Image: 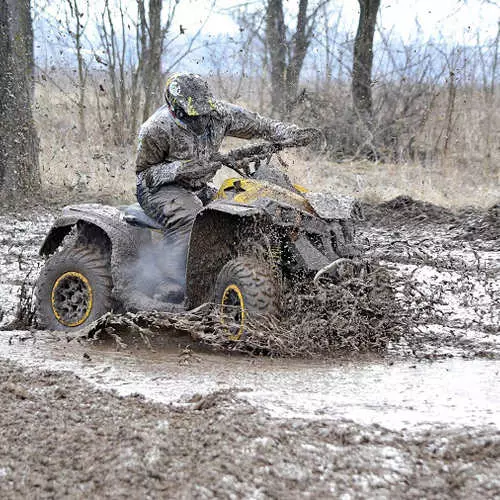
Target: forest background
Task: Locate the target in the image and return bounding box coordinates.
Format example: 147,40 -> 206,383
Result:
2,0 -> 499,208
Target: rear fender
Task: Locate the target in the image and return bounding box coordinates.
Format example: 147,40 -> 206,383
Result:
40,204 -> 149,302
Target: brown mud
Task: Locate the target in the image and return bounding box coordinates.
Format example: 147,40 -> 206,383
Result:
1,359 -> 499,499
1,330 -> 498,429
0,197 -> 498,497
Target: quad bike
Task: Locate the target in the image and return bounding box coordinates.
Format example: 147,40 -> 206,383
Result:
36,142 -> 364,339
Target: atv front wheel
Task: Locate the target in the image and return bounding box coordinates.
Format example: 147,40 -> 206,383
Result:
215,257 -> 279,341
36,245 -> 113,330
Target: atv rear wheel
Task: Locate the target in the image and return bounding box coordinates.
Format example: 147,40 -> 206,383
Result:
36,245 -> 113,331
215,257 -> 279,341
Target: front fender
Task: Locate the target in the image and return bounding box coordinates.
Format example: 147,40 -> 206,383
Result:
185,204 -> 265,308
40,204 -> 129,255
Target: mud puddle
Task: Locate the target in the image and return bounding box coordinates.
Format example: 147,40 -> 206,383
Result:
1,331 -> 499,431
1,199 -> 499,498
1,201 -> 498,353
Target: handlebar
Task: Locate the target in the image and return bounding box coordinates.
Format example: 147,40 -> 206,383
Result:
209,140 -> 296,176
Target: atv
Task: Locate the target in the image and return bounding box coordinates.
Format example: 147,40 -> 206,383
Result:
36,142 -> 363,339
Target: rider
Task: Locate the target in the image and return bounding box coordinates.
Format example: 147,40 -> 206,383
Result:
135,72 -> 319,303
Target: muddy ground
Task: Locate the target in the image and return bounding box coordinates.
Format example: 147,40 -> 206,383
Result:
1,360 -> 499,499
0,197 -> 498,498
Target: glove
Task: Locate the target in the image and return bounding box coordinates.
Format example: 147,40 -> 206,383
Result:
293,127 -> 323,147
143,159 -> 222,193
177,159 -> 221,182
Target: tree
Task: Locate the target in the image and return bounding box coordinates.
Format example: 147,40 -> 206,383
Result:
265,0 -> 327,117
138,0 -> 208,121
65,0 -> 90,140
0,0 -> 40,198
352,0 -> 380,119
96,0 -> 204,144
138,0 -> 175,122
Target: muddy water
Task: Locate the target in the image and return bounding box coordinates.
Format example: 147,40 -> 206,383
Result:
1,331 -> 498,431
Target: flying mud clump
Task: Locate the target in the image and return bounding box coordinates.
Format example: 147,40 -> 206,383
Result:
236,266 -> 405,356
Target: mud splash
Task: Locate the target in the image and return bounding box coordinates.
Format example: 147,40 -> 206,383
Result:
0,210 -> 52,327
0,198 -> 498,359
361,198 -> 499,360
67,197 -> 499,358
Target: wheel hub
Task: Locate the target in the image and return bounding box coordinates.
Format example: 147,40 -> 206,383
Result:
51,272 -> 93,327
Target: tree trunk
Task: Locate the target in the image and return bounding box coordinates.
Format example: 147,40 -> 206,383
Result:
66,0 -> 88,140
352,0 -> 380,119
265,0 -> 321,118
265,0 -> 287,117
285,0 -> 309,112
141,0 -> 163,122
0,0 -> 40,199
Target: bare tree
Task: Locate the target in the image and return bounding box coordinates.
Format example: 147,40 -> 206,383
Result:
210,5 -> 268,107
482,20 -> 499,168
138,0 -> 179,121
352,0 -> 380,119
65,0 -> 90,140
97,0 -> 130,145
0,0 -> 40,198
265,0 -> 327,117
96,0 -> 208,144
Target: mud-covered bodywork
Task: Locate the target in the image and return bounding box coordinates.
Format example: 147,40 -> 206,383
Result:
186,201 -> 257,308
218,181 -> 361,263
185,184 -> 362,308
216,178 -> 313,213
39,204 -> 149,306
39,172 -> 363,313
304,191 -> 362,221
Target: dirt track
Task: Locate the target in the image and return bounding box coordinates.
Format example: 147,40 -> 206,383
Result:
1,360 -> 499,499
0,198 -> 499,498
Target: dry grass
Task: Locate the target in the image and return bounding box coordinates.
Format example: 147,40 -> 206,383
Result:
285,152 -> 499,209
35,80 -> 136,204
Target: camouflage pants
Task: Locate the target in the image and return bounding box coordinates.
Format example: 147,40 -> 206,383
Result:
136,173 -> 203,289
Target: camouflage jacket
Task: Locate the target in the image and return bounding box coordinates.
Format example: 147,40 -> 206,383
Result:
135,101 -> 302,189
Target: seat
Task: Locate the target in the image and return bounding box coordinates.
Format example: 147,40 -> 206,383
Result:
122,203 -> 163,230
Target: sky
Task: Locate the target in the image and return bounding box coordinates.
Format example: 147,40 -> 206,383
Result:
374,0 -> 499,43
37,0 -> 500,43
172,0 -> 499,43
34,0 -> 500,72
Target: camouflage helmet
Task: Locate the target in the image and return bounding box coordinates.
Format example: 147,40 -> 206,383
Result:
164,73 -> 216,117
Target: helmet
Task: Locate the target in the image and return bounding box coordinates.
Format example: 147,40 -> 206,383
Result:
165,73 -> 216,118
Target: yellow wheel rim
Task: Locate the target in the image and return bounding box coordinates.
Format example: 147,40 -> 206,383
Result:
51,271 -> 93,327
220,284 -> 246,341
